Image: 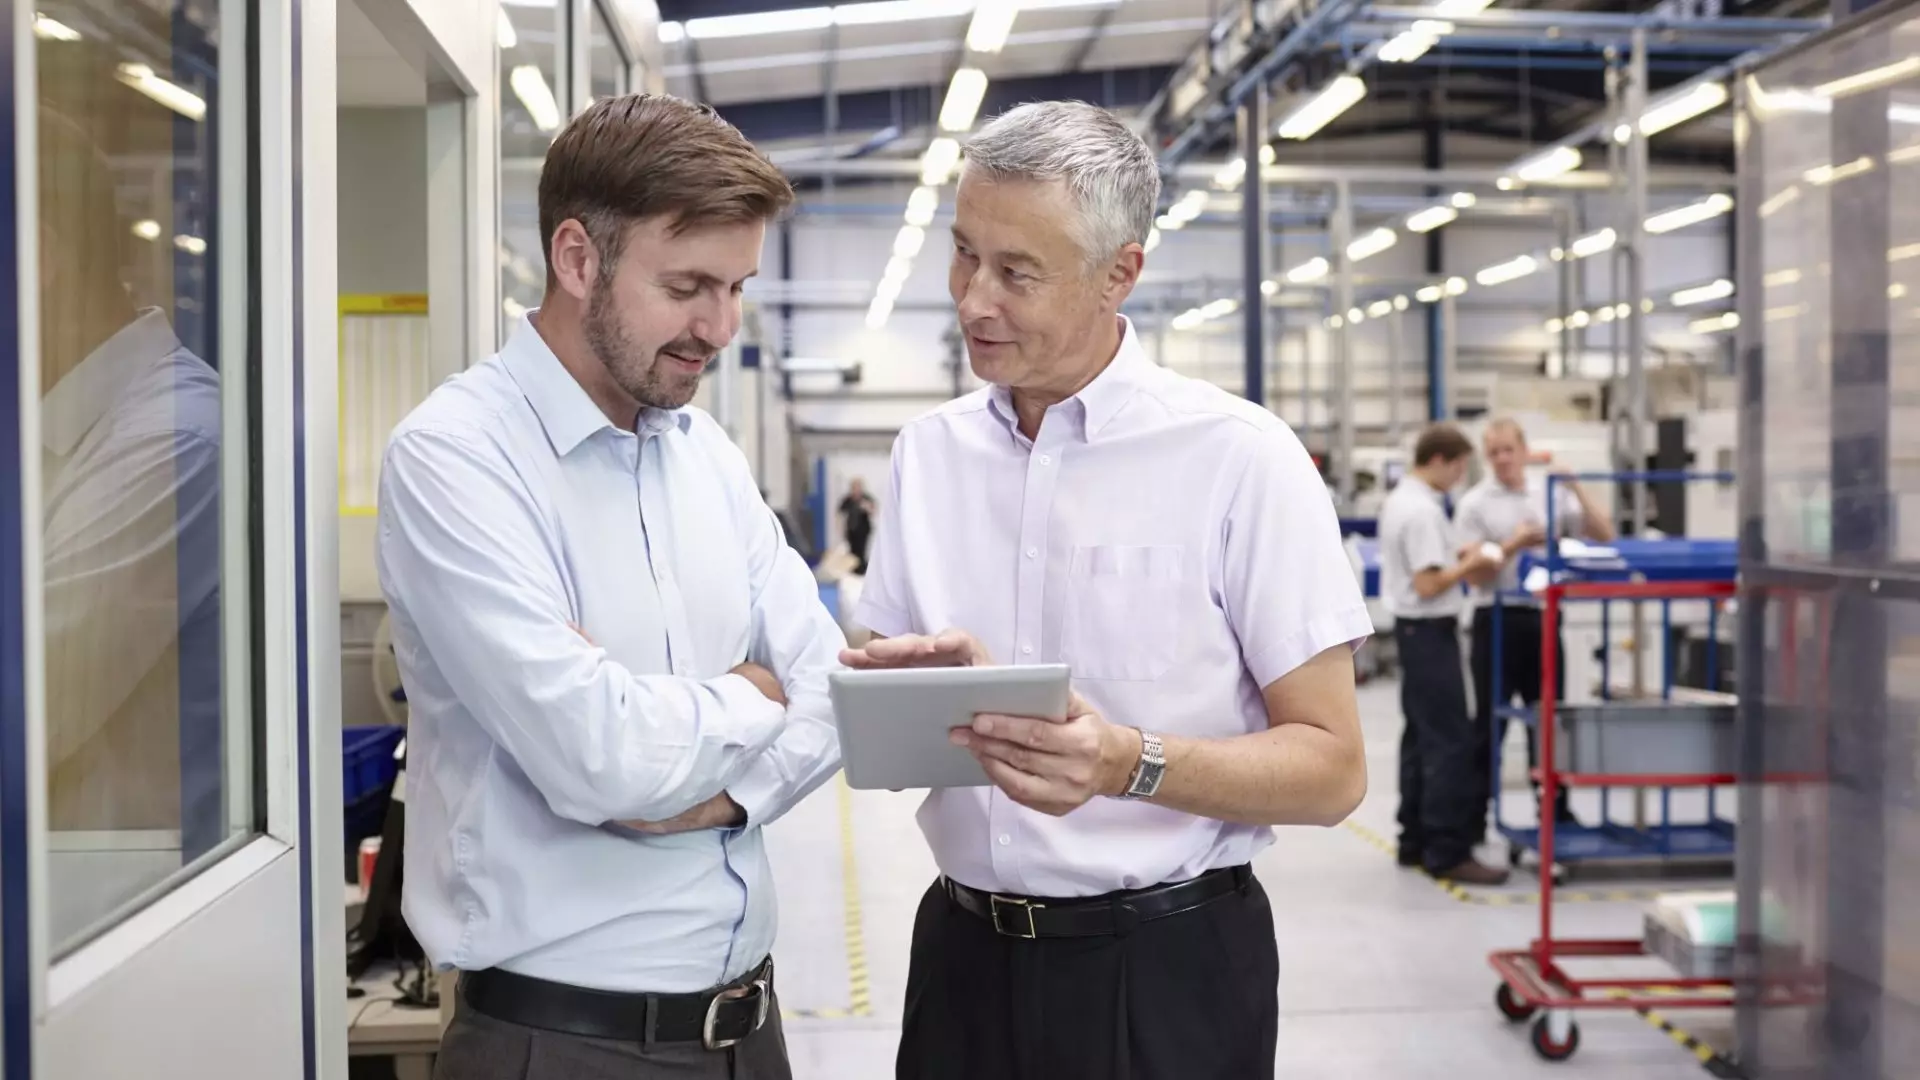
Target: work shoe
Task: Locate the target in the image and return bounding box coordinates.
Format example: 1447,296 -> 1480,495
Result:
1397,847 -> 1422,868
1431,857 -> 1511,886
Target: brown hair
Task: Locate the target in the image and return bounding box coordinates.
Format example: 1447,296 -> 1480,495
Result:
1413,423 -> 1474,466
538,94 -> 794,283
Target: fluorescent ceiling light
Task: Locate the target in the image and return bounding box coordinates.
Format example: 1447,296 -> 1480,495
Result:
658,21 -> 686,43
1434,0 -> 1492,14
1893,142 -> 1920,165
1415,284 -> 1444,303
1347,307 -> 1366,324
1496,176 -> 1517,190
1475,255 -> 1538,286
1593,304 -> 1618,324
940,68 -> 989,131
1285,256 -> 1330,284
1515,145 -> 1581,182
497,9 -> 517,49
905,185 -> 938,227
1451,191 -> 1477,208
1671,279 -> 1735,306
1892,283 -> 1910,300
1690,312 -> 1740,333
875,276 -> 903,303
130,219 -> 162,241
893,225 -> 927,259
921,137 -> 962,185
1814,56 -> 1920,99
1445,276 -> 1469,296
1379,22 -> 1453,64
1645,193 -> 1733,234
883,256 -> 913,282
1758,185 -> 1800,218
1406,205 -> 1458,233
1569,228 -> 1617,259
1638,81 -> 1730,138
1567,310 -> 1591,328
1326,315 -> 1345,329
1144,227 -> 1161,253
34,14 -> 81,40
1804,156 -> 1874,186
688,6 -> 832,39
1261,279 -> 1280,297
1277,75 -> 1366,140
174,234 -> 206,255
1155,213 -> 1182,231
1367,299 -> 1394,318
1347,227 -> 1398,262
1171,308 -> 1206,331
1890,242 -> 1920,262
116,63 -> 205,121
1545,317 -> 1564,333
1165,188 -> 1210,226
866,295 -> 893,329
1763,268 -> 1802,288
965,0 -> 1019,52
1201,298 -> 1239,319
510,65 -> 561,132
1393,295 -> 1410,311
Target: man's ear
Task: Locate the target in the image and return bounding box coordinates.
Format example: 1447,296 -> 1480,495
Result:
1103,243 -> 1145,306
549,218 -> 599,302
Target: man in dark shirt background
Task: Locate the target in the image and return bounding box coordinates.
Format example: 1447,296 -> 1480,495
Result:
839,478 -> 876,576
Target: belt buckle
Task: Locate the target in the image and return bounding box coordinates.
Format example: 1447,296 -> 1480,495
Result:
701,978 -> 769,1051
989,895 -> 1040,939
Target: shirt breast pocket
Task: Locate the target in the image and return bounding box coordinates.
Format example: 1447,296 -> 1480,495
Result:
1061,544 -> 1187,682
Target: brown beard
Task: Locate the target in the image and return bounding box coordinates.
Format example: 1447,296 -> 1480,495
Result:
583,280 -> 710,411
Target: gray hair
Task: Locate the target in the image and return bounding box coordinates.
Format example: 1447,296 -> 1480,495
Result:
961,101 -> 1161,269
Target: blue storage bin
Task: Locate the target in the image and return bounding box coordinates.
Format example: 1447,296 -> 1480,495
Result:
343,724 -> 404,852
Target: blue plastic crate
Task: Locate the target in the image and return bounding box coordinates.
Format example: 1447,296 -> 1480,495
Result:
343,724 -> 404,850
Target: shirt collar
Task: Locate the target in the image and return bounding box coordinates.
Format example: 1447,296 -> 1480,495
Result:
42,308 -> 182,458
985,315 -> 1151,444
500,310 -> 691,456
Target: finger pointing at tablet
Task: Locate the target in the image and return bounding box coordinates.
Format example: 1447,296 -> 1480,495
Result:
838,627 -> 993,669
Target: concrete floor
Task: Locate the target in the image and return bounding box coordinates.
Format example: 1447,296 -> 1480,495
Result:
763,677 -> 1738,1079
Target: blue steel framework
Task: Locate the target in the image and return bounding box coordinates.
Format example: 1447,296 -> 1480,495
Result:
0,3 -> 28,1077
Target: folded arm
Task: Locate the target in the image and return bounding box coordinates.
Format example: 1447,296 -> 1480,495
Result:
377,429 -> 788,826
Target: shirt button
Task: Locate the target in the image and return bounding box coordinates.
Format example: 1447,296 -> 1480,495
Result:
1025,548 -> 1038,559
1021,644 -> 1034,655
997,834 -> 1011,846
1038,454 -> 1052,465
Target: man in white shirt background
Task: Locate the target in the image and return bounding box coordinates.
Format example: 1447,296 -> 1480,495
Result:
841,101 -> 1373,1080
378,95 -> 844,1080
1377,424 -> 1502,884
1454,417 -> 1615,834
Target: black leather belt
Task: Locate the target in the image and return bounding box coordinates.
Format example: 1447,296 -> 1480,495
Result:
460,958 -> 773,1050
945,865 -> 1251,939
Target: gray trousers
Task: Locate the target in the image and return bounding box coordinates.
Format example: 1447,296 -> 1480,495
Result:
432,985 -> 792,1080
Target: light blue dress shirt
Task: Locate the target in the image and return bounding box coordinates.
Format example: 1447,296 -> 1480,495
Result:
377,313 -> 845,993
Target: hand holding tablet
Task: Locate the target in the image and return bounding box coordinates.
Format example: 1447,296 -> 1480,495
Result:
828,664 -> 1072,790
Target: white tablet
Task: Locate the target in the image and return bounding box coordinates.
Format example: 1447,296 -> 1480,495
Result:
828,665 -> 1072,790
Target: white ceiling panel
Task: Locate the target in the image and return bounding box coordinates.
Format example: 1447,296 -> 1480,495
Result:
688,26 -> 833,64
1079,25 -> 1199,71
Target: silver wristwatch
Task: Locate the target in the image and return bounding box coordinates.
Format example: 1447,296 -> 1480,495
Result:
1118,730 -> 1165,800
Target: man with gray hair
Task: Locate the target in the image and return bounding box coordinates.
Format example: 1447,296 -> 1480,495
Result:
841,101 -> 1372,1078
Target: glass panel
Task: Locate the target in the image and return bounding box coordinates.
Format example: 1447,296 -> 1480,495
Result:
35,0 -> 254,954
589,0 -> 626,102
499,0 -> 561,336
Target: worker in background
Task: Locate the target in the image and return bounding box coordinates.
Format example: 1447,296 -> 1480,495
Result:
839,477 -> 876,575
841,101 -> 1372,1080
1378,424 -> 1504,884
1455,417 -> 1616,835
378,95 -> 845,1080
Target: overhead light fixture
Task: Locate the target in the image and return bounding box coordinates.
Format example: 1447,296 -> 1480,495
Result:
1445,276 -> 1468,296
1405,205 -> 1458,233
866,294 -> 893,329
1201,298 -> 1239,319
174,233 -> 207,255
1644,193 -> 1733,234
1496,177 -> 1517,190
1327,314 -> 1346,329
497,8 -> 517,49
1671,279 -> 1735,306
921,137 -> 962,185
1171,308 -> 1207,331
510,65 -> 561,132
1415,284 -> 1444,303
1276,75 -> 1366,140
1814,56 -> 1920,100
1759,185 -> 1801,218
1567,310 -> 1592,328
1167,188 -> 1210,225
503,297 -> 529,321
1378,21 -> 1454,64
1215,157 -> 1247,188
893,225 -> 927,259
940,67 -> 989,131
1285,256 -> 1330,284
1393,295 -> 1410,311
1569,227 -> 1617,259
1889,242 -> 1920,262
1367,299 -> 1394,318
1636,81 -> 1730,138
1690,312 -> 1740,333
1515,145 -> 1582,183
905,185 -> 939,227
1155,214 -> 1182,231
1144,227 -> 1161,253
116,63 -> 206,121
1804,156 -> 1874,186
686,6 -> 833,39
1545,317 -> 1564,333
1347,307 -> 1366,323
1892,142 -> 1920,165
1434,0 -> 1493,13
1451,192 -> 1477,209
1764,268 -> 1802,287
130,219 -> 162,241
1346,226 -> 1398,262
875,276 -> 903,304
883,255 -> 913,281
1892,283 -> 1910,300
659,21 -> 686,44
965,0 -> 1019,53
34,13 -> 81,40
1475,255 -> 1539,287
1594,304 -> 1619,324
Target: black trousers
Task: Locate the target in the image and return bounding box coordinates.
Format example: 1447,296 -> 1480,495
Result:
1470,606 -> 1572,827
1393,616 -> 1481,871
847,526 -> 871,575
896,874 -> 1278,1080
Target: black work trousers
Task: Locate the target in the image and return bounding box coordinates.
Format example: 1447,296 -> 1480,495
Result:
1470,605 -> 1572,829
1393,616 -> 1482,872
895,873 -> 1279,1080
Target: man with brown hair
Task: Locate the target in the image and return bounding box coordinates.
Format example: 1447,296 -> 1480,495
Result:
378,95 -> 844,1079
1379,424 -> 1505,883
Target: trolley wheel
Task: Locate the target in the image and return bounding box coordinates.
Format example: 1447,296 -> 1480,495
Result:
1530,1016 -> 1581,1062
1495,982 -> 1536,1023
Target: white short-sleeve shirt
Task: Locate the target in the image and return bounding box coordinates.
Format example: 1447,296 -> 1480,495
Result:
1452,474 -> 1584,608
854,316 -> 1374,898
1378,475 -> 1462,620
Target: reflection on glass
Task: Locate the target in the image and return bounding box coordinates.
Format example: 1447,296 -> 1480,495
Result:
500,0 -> 561,339
589,0 -> 627,103
37,0 -> 236,952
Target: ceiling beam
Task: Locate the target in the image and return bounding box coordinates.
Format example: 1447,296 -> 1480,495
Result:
658,0 -> 829,19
